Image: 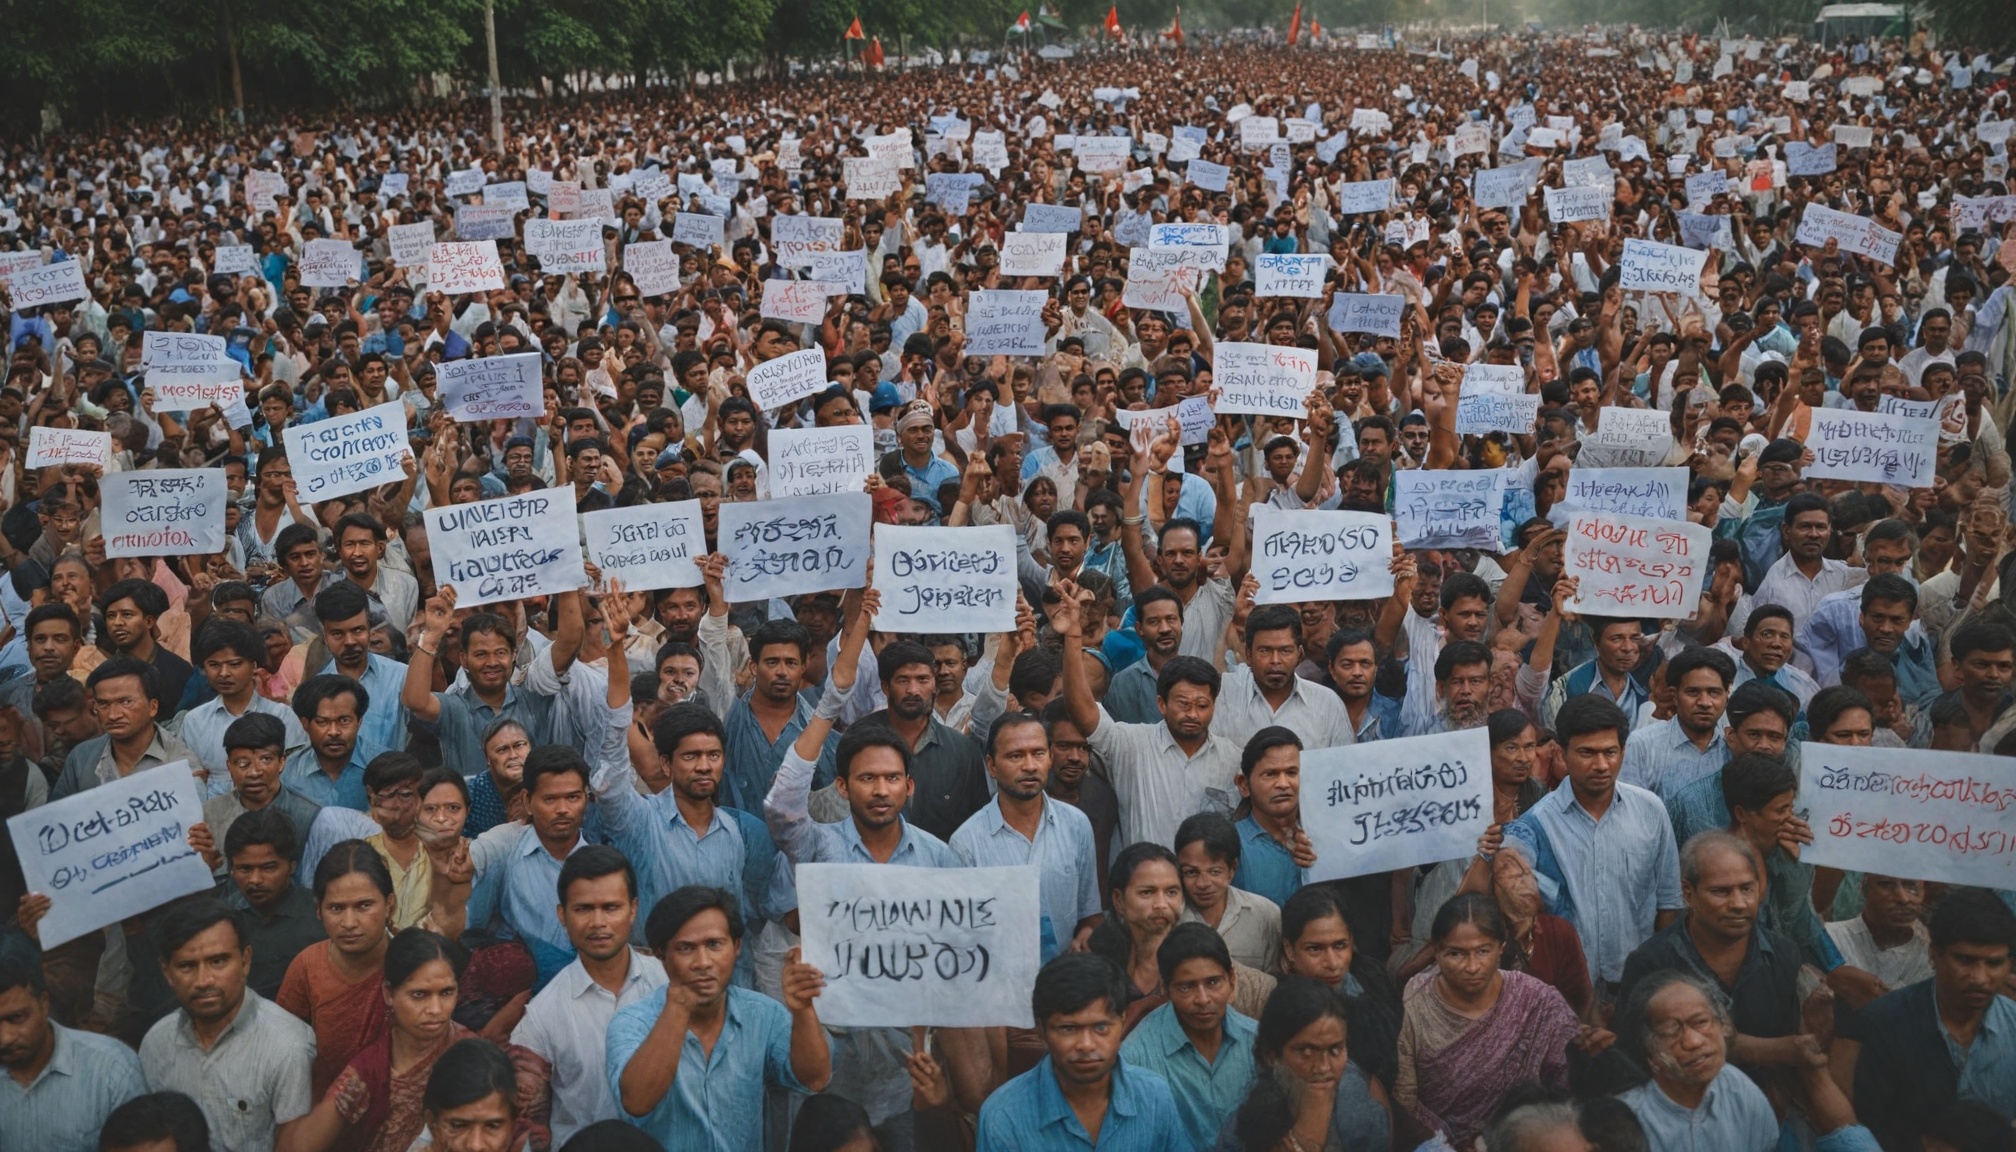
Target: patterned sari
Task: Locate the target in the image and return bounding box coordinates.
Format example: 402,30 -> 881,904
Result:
1394,968 -> 1579,1146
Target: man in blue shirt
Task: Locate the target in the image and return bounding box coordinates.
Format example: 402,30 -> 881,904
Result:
606,886 -> 830,1152
280,674 -> 371,811
1117,924 -> 1256,1150
976,952 -> 1184,1151
880,404 -> 959,517
1231,727 -> 1315,909
0,960 -> 147,1152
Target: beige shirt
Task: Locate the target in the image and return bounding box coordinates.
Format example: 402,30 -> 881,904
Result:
1181,884 -> 1283,974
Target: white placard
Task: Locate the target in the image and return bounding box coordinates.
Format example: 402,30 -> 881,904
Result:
102,469 -> 228,557
1785,141 -> 1838,176
844,158 -> 904,201
548,181 -> 582,217
1301,728 -> 1493,882
1239,117 -> 1282,149
1395,470 -> 1508,551
436,352 -> 544,422
1553,467 -> 1688,524
388,222 -> 436,268
1252,509 -> 1393,604
1337,179 -> 1394,215
444,168 -> 486,197
580,500 -> 706,592
1473,164 -> 1537,209
528,220 -> 605,276
1678,213 -> 1735,252
246,170 -> 289,214
797,251 -> 868,295
428,241 -> 506,295
1072,135 -> 1130,174
1617,238 -> 1707,294
1186,159 -> 1230,192
673,212 -> 726,250
719,491 -> 872,602
772,216 -> 845,265
965,290 -> 1048,356
1215,343 -> 1315,418
1806,408 -> 1939,487
211,245 -> 256,276
873,524 -> 1018,632
1453,363 -> 1534,436
1580,407 -> 1674,468
453,205 -> 517,242
1545,184 -> 1609,224
1561,510 -> 1710,618
1684,171 -> 1726,206
762,280 -> 845,325
745,348 -> 831,412
769,426 -> 875,498
483,181 -> 529,210
623,240 -> 681,297
1255,254 -> 1329,298
1795,203 -> 1901,266
427,490 -> 587,607
1000,231 -> 1066,278
1799,743 -> 2016,891
7,761 -> 214,947
26,427 -> 111,470
284,406 -> 414,502
140,333 -> 241,411
1148,222 -> 1229,255
297,239 -> 360,288
1121,249 -> 1199,311
379,172 -> 411,199
796,863 -> 1040,1028
1327,293 -> 1405,337
1019,204 -> 1084,234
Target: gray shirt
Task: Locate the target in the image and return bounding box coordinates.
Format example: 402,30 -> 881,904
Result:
1085,704 -> 1241,848
139,991 -> 315,1152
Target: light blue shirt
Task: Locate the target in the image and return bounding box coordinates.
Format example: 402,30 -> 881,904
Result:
1618,1065 -> 1778,1152
278,744 -> 370,811
605,985 -> 807,1152
721,693 -> 836,816
977,1056 -> 1186,1152
950,796 -> 1102,962
1135,472 -> 1218,545
1799,592 -> 1943,706
314,652 -> 412,763
763,746 -> 962,867
1232,814 -> 1304,910
1943,984 -> 2016,1118
1119,1004 -> 1257,1152
177,693 -> 310,796
1619,716 -> 1730,801
430,679 -> 556,776
1506,780 -> 1683,983
467,821 -> 584,988
0,1023 -> 147,1152
593,759 -> 785,946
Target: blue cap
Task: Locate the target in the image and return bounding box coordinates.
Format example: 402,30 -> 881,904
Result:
868,381 -> 903,413
1351,352 -> 1390,378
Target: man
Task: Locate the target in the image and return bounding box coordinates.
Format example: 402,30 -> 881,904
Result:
1326,627 -> 1401,744
0,604 -> 83,760
1808,572 -> 1940,707
880,404 -> 958,517
1849,890 -> 2016,1150
1538,618 -> 1648,730
606,887 -> 830,1152
1229,727 -> 1318,913
95,1092 -> 215,1152
511,846 -> 667,1145
96,580 -> 196,714
203,713 -> 373,884
1117,925 -> 1256,1152
175,620 -> 308,795
1104,587 -> 1182,726
281,674 -> 372,810
1173,814 -> 1280,974
925,636 -> 973,734
1040,700 -> 1120,895
1122,517 -> 1234,665
950,712 -> 1102,962
333,512 -> 419,635
219,810 -> 325,1000
308,583 -> 410,762
1750,494 -> 1865,640
1724,605 -> 1820,712
462,746 -> 600,988
403,591 -> 563,774
0,960 -> 146,1152
695,555 -> 838,813
361,752 -> 431,930
138,900 -> 314,1152
1617,972 -> 1781,1152
1620,647 -> 1734,800
51,659 -> 198,800
1919,620 -> 2015,749
1422,639 -> 1494,734
1393,568 -> 1494,737
260,524 -> 339,644
976,953 -> 1184,1150
1211,604 -> 1354,750
857,641 -> 990,841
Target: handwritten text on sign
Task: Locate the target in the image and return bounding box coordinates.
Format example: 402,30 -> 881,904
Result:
1455,364 -> 1538,435
26,427 -> 110,470
1805,408 -> 1939,487
1798,742 -> 2016,891
102,469 -> 227,558
1326,293 -> 1405,337
797,863 -> 1040,1028
1617,238 -> 1707,294
1395,470 -> 1508,551
437,352 -> 543,421
426,490 -> 587,608
1255,254 -> 1328,298
6,260 -> 88,308
745,348 -> 830,412
6,761 -> 214,948
719,491 -> 872,603
964,290 -> 1047,356
1563,511 -> 1710,619
769,426 -> 875,498
1215,342 -> 1315,417
580,500 -> 706,593
1552,467 -> 1687,524
1301,728 -> 1493,881
1252,509 -> 1394,604
428,241 -> 507,295
284,406 -> 413,502
872,524 -> 1018,633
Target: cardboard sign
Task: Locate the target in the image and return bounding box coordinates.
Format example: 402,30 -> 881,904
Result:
745,348 -> 830,412
388,222 -> 437,268
141,332 -> 241,411
1785,141 -> 1838,176
1617,238 -> 1707,294
768,426 -> 875,498
436,352 -> 543,422
212,245 -> 257,276
1395,470 -> 1508,551
964,290 -> 1048,356
1072,135 -> 1131,173
1255,254 -> 1329,298
1806,408 -> 1939,487
1326,293 -> 1406,337
623,240 -> 681,297
284,406 -> 414,502
1545,184 -> 1609,224
1301,728 -> 1492,880
102,469 -> 228,557
1186,159 -> 1230,193
1799,743 -> 2016,891
26,427 -> 111,470
844,158 -> 903,200
796,251 -> 868,295
772,215 -> 845,263
428,241 -> 506,295
1561,510 -> 1710,618
796,863 -> 1041,1028
6,761 -> 214,947
1795,203 -> 1901,265
454,205 -> 517,242
1000,231 -> 1066,278
426,490 -> 588,608
580,500 -> 707,593
1214,343 -> 1315,418
1251,509 -> 1394,604
444,168 -> 486,197
1147,222 -> 1229,256
718,491 -> 872,602
872,524 -> 1019,632
1473,164 -> 1537,209
1552,467 -> 1688,524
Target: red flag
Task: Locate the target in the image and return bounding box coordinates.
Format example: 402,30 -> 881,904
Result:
1103,5 -> 1122,37
866,36 -> 885,67
1287,2 -> 1301,45
843,15 -> 864,39
1015,9 -> 1031,29
1162,7 -> 1185,42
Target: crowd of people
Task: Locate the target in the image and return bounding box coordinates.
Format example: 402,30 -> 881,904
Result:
0,17 -> 2014,1152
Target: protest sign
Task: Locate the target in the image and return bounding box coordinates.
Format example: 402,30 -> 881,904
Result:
1214,343 -> 1314,417
1561,156 -> 1615,190
102,469 -> 227,557
1121,249 -> 1198,311
1785,141 -> 1838,176
872,524 -> 1018,632
844,158 -> 903,200
1148,222 -> 1230,254
246,170 -> 289,213
796,251 -> 867,294
428,241 -> 505,295
796,863 -> 1040,1028
212,245 -> 256,275
1254,254 -> 1328,298
388,222 -> 436,268
0,251 -> 44,290
972,131 -> 1010,172
1561,510 -> 1710,618
435,352 -> 543,422
140,333 -> 241,411
1072,135 -> 1130,173
26,427 -> 110,470
1796,203 -> 1901,265
1806,408 -> 1939,487
1798,742 -> 2016,891
1239,116 -> 1282,149
925,172 -> 982,212
296,239 -> 359,288
1350,107 -> 1391,135
6,762 -> 213,948
999,231 -> 1066,278
1579,407 -> 1674,468
580,500 -> 706,592
1617,238 -> 1706,293
548,181 -> 582,217
623,241 -> 681,297
1545,184 -> 1609,224
719,491 -> 872,603
1677,212 -> 1735,252
379,172 -> 411,199
1300,728 -> 1493,882
745,348 -> 831,412
1337,179 -> 1394,215
524,219 -> 604,275
1251,509 -> 1394,604
1553,467 -> 1688,524
631,168 -> 674,203
761,280 -> 845,325
1395,470 -> 1508,551
772,215 -> 845,262
1185,159 -> 1230,192
1018,203 -> 1083,234
1473,164 -> 1537,208
577,188 -> 616,226
426,491 -> 585,607
444,168 -> 485,196
769,425 -> 875,498
1454,363 -> 1537,435
482,180 -> 529,210
964,290 -> 1048,356
283,406 -> 414,502
865,131 -> 913,168
1684,171 -> 1726,206
669,211 -> 725,252
1326,293 -> 1405,337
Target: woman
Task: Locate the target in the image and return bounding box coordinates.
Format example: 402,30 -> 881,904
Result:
283,929 -> 548,1152
1278,886 -> 1401,1090
1393,894 -> 1580,1147
1214,976 -> 1390,1152
417,1038 -> 539,1152
413,765 -> 537,1035
280,841 -> 397,1098
1087,843 -> 1183,1008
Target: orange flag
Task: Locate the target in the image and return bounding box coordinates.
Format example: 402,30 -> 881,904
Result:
1163,7 -> 1185,42
866,36 -> 885,67
1287,2 -> 1301,45
1103,5 -> 1122,37
843,15 -> 864,39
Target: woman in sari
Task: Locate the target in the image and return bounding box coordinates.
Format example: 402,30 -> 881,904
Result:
1214,976 -> 1391,1152
279,841 -> 397,1098
1393,894 -> 1581,1148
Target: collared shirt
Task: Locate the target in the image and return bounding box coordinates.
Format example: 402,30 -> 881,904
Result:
225,884 -> 328,1000
1799,592 -> 1943,705
340,566 -> 420,635
1619,716 -> 1729,800
431,677 -> 558,775
605,985 -> 808,1152
1506,781 -> 1683,983
367,833 -> 432,931
51,725 -> 199,800
1399,606 -> 1447,739
1175,578 -> 1236,663
592,752 -> 782,944
1720,643 -> 1821,715
513,948 -> 669,1146
262,570 -> 343,644
0,1023 -> 147,1152
203,788 -> 377,887
1941,986 -> 2016,1119
976,1056 -> 1185,1152
314,652 -> 412,763
1619,919 -> 1802,1052
1232,815 -> 1304,909
138,991 -> 315,1152
1750,553 -> 1867,639
1619,1066 -> 1778,1152
1104,658 -> 1162,725
467,821 -> 586,987
279,743 -> 370,811
1084,705 -> 1241,848
763,746 -> 962,867
1349,691 -> 1405,744
951,795 -> 1101,962
857,709 -> 990,842
176,693 -> 309,794
1119,1005 -> 1258,1152
1179,885 -> 1282,973
721,693 -> 837,816
1210,666 -> 1356,751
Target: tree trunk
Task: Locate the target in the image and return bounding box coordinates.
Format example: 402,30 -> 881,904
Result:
220,0 -> 245,121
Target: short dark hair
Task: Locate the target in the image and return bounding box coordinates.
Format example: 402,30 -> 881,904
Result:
0,958 -> 44,997
87,656 -> 163,706
1440,572 -> 1490,612
223,712 -> 288,754
101,577 -> 168,620
224,805 -> 299,863
1155,655 -> 1220,701
365,750 -> 425,794
1009,648 -> 1062,704
1743,604 -> 1795,638
315,580 -> 372,625
652,702 -> 725,760
1807,685 -> 1872,737
1133,585 -> 1183,621
876,640 -> 935,685
22,602 -> 79,640
1031,952 -> 1127,1024
193,618 -> 266,667
1951,620 -> 2016,664
155,897 -> 245,960
422,1038 -> 519,1117
645,886 -> 744,953
1435,640 -> 1491,682
1665,646 -> 1734,688
985,712 -> 1048,758
1156,921 -> 1233,986
384,927 -> 469,989
1554,695 -> 1629,748
748,618 -> 813,662
1860,573 -> 1918,615
1928,887 -> 2016,954
312,839 -> 395,902
1240,726 -> 1302,777
1724,680 -> 1797,730
292,673 -> 368,723
98,1092 -> 211,1152
522,745 -> 591,795
1243,604 -> 1302,648
274,521 -> 322,562
558,844 -> 637,905
1174,813 -> 1241,867
1720,752 -> 1797,816
1839,648 -> 1898,690
836,722 -> 911,780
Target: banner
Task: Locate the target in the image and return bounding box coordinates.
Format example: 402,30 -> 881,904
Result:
425,490 -> 587,608
580,500 -> 706,592
1300,728 -> 1493,881
872,524 -> 1018,633
101,469 -> 228,557
284,406 -> 413,502
1251,509 -> 1394,604
719,491 -> 872,603
1561,510 -> 1711,619
1799,742 -> 2016,891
